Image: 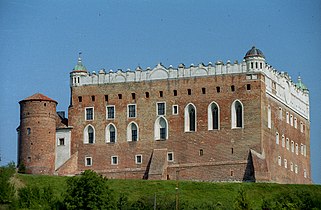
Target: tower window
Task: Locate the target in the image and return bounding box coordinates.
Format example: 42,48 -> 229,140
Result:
118,94 -> 122,99
106,124 -> 117,143
187,89 -> 192,95
128,104 -> 136,118
111,156 -> 118,165
216,86 -> 221,93
208,102 -> 219,130
246,84 -> 251,90
231,100 -> 243,128
199,149 -> 203,156
132,93 -> 136,100
159,91 -> 163,97
154,116 -> 168,140
135,155 -> 142,164
106,105 -> 115,119
172,105 -> 178,115
173,90 -> 177,96
231,85 -> 235,92
85,157 -> 92,166
202,88 -> 206,94
78,96 -> 82,102
105,95 -> 108,102
58,138 -> 65,146
157,102 -> 165,116
127,122 -> 139,141
85,107 -> 94,121
167,152 -> 174,162
145,92 -> 149,98
91,95 -> 95,102
185,104 -> 196,132
27,128 -> 31,135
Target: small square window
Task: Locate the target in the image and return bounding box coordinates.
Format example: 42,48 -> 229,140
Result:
78,96 -> 82,102
216,86 -> 220,93
132,93 -> 136,100
173,90 -> 177,96
111,156 -> 118,165
135,155 -> 142,164
202,88 -> 206,94
157,102 -> 165,115
118,94 -> 122,99
167,152 -> 174,162
187,89 -> 192,95
58,138 -> 65,146
91,95 -> 95,102
145,92 -> 149,98
85,157 -> 92,166
85,107 -> 94,121
128,104 -> 136,118
105,95 -> 108,102
106,105 -> 115,119
172,105 -> 178,115
246,84 -> 251,90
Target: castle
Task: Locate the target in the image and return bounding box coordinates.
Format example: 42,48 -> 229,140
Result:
17,47 -> 311,184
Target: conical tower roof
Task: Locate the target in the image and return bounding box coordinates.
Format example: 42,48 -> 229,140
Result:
19,93 -> 57,104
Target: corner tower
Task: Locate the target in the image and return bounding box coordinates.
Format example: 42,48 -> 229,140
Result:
18,93 -> 57,174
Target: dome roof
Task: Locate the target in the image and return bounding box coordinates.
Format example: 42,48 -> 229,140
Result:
19,93 -> 57,104
244,46 -> 265,59
73,53 -> 87,72
296,76 -> 308,91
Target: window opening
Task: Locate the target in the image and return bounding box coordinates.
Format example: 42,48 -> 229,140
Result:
118,94 -> 122,99
231,85 -> 235,92
157,102 -> 165,115
132,93 -> 136,100
128,104 -> 136,118
173,90 -> 177,96
159,91 -> 163,97
187,89 -> 192,95
216,86 -> 220,93
91,95 -> 95,101
202,88 -> 206,94
105,95 -> 108,102
145,92 -> 149,98
86,108 -> 94,120
247,84 -> 251,90
78,96 -> 82,102
106,106 -> 115,119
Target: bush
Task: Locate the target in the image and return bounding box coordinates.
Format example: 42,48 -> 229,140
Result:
0,162 -> 16,204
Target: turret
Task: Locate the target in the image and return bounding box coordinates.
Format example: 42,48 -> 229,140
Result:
244,46 -> 266,71
70,53 -> 88,87
18,93 -> 57,174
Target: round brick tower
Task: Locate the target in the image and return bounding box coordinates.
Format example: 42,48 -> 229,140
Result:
18,93 -> 57,174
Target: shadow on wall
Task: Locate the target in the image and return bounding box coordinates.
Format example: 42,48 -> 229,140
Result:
243,151 -> 256,182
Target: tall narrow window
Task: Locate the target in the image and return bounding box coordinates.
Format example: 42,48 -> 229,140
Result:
187,89 -> 192,95
105,95 -> 108,102
295,143 -> 298,155
246,84 -> 251,90
286,112 -> 289,123
78,96 -> 82,102
276,132 -> 279,145
268,105 -> 271,129
284,159 -> 287,168
128,104 -> 136,118
216,86 -> 221,93
172,105 -> 178,115
278,107 -> 282,120
278,156 -> 281,166
286,138 -> 289,150
154,116 -> 168,140
131,93 -> 136,100
173,90 -> 177,96
91,95 -> 95,102
157,102 -> 165,116
127,122 -> 139,142
202,88 -> 206,94
85,107 -> 94,121
231,85 -> 235,92
231,100 -> 243,128
106,105 -> 115,119
85,157 -> 92,166
27,128 -> 31,135
290,115 -> 293,126
291,141 -> 294,152
301,144 -> 304,155
185,104 -> 196,132
159,91 -> 163,97
145,92 -> 149,98
282,135 -> 285,147
208,102 -> 219,130
106,123 -> 117,143
84,125 -> 95,144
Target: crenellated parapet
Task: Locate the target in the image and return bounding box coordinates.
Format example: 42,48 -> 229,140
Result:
70,46 -> 309,120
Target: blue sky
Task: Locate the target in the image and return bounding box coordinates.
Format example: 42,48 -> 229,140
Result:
0,0 -> 320,183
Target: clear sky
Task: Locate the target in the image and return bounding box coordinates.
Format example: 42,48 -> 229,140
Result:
0,0 -> 320,183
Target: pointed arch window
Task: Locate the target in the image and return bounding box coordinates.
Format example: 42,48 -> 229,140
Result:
184,103 -> 196,132
106,123 -> 117,143
127,122 -> 139,141
84,125 -> 95,144
231,100 -> 244,128
155,116 -> 168,140
208,102 -> 220,130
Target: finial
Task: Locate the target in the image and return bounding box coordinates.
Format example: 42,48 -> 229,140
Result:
78,52 -> 82,63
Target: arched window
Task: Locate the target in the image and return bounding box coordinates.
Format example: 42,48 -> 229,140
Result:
267,105 -> 271,129
184,103 -> 196,132
154,116 -> 168,140
208,102 -> 220,130
106,123 -> 117,143
275,132 -> 279,145
84,125 -> 95,144
231,100 -> 244,128
127,122 -> 139,141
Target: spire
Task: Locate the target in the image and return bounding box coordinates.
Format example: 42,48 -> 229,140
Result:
73,52 -> 87,72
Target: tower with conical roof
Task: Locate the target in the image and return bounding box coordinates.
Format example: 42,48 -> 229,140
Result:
18,93 -> 58,174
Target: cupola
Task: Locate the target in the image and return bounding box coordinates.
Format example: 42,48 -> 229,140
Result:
73,53 -> 87,72
296,76 -> 308,91
244,46 -> 266,71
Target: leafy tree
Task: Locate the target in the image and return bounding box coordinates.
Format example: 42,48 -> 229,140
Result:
0,162 -> 16,204
64,170 -> 116,210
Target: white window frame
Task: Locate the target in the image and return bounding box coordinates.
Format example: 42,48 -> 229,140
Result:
286,112 -> 289,124
294,117 -> 297,128
85,157 -> 92,166
105,123 -> 117,143
291,141 -> 294,153
58,137 -> 65,146
156,102 -> 166,116
127,104 -> 137,118
286,138 -> 289,150
167,152 -> 174,162
231,100 -> 244,129
275,132 -> 279,145
300,122 -> 304,133
135,154 -> 142,164
267,105 -> 271,129
284,159 -> 287,168
290,114 -> 293,126
301,144 -> 304,155
85,107 -> 94,121
278,156 -> 281,166
84,124 -> 95,144
172,105 -> 179,115
106,105 -> 115,120
295,143 -> 298,155
184,103 -> 197,132
208,101 -> 220,130
111,156 -> 118,165
290,162 -> 294,171
282,135 -> 285,147
127,121 -> 139,142
154,116 -> 169,140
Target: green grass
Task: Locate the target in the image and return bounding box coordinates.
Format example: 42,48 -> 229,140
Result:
17,174 -> 321,209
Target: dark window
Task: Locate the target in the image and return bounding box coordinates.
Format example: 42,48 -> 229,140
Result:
107,106 -> 115,119
231,85 -> 235,92
27,157 -> 31,162
91,95 -> 95,101
255,62 -> 258,69
247,84 -> 251,90
173,105 -> 178,115
128,105 -> 136,118
236,102 -> 243,127
136,155 -> 142,164
231,148 -> 234,154
160,128 -> 166,139
167,153 -> 173,161
86,157 -> 92,166
88,126 -> 94,143
78,96 -> 82,102
111,156 -> 118,165
231,170 -> 234,176
59,138 -> 65,146
188,89 -> 192,95
157,103 -> 165,115
199,149 -> 203,156
211,104 -> 219,129
159,91 -> 163,97
251,62 -> 253,69
44,103 -> 46,107
105,95 -> 108,102
27,128 -> 31,135
132,129 -> 137,141
202,88 -> 206,94
86,108 -> 93,120
118,94 -> 122,99
173,90 -> 177,96
260,63 -> 263,69
216,86 -> 220,93
189,106 -> 196,131
110,131 -> 115,143
132,93 -> 136,100
145,92 -> 149,98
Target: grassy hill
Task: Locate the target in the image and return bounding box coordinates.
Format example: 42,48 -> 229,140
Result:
16,173 -> 321,209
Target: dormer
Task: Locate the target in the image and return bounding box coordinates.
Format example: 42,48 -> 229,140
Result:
244,46 -> 266,71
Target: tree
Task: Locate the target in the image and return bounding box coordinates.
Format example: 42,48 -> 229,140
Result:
64,170 -> 116,210
0,162 -> 16,204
